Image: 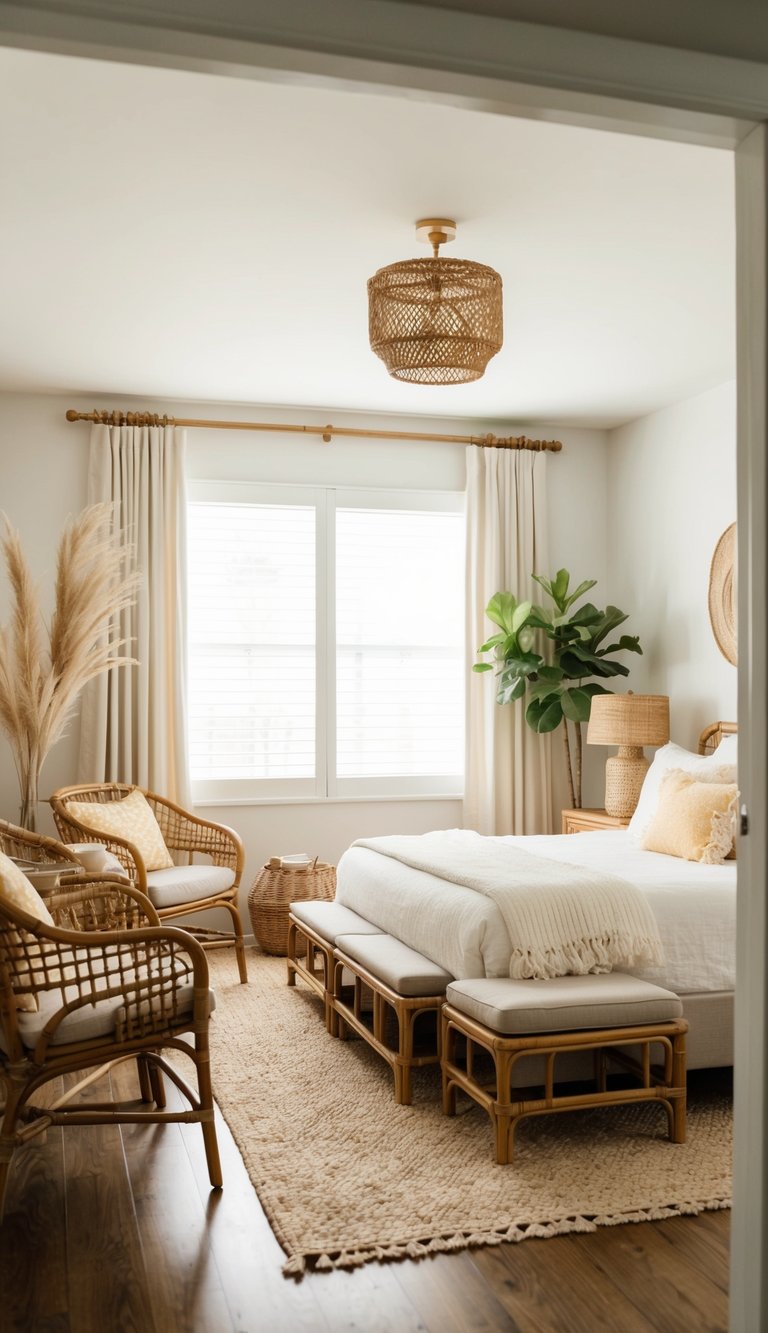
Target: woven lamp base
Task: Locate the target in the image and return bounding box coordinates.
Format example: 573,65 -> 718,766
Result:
604,747 -> 649,819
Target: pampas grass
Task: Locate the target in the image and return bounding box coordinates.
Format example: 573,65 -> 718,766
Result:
0,504 -> 139,829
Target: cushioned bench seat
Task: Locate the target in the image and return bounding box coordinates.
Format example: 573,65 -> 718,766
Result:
287,900 -> 385,1027
442,973 -> 688,1163
332,932 -> 454,1105
335,932 -> 453,998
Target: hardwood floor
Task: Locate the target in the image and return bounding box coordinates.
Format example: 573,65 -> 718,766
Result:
0,1023 -> 731,1333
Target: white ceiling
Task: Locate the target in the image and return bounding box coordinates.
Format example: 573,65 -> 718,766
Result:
0,45 -> 735,428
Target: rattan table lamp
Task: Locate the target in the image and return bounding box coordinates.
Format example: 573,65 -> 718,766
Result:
587,692 -> 670,818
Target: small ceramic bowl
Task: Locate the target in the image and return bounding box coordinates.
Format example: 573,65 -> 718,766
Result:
68,843 -> 111,872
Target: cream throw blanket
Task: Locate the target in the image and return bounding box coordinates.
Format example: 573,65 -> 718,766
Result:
352,830 -> 663,980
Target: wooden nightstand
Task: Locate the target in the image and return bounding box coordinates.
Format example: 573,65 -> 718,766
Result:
561,808 -> 631,834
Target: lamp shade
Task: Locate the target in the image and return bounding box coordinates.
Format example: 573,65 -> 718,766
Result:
586,694 -> 670,748
368,257 -> 503,384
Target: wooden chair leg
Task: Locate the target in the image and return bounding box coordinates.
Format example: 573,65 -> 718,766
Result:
148,1061 -> 166,1110
137,1055 -> 153,1103
0,1074 -> 25,1219
225,899 -> 249,984
195,1037 -> 223,1190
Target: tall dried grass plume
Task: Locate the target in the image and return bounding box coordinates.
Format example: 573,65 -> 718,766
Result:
0,504 -> 139,829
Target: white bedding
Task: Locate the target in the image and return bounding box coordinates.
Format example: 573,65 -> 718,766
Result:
335,830 -> 736,995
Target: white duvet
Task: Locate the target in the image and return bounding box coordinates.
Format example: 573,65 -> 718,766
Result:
335,830 -> 736,994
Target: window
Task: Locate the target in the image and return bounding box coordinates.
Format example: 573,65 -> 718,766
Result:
187,483 -> 464,800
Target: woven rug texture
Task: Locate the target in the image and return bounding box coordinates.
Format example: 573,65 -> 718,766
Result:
204,952 -> 732,1277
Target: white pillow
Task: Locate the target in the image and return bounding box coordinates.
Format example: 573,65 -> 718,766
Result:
713,733 -> 738,767
627,741 -> 737,845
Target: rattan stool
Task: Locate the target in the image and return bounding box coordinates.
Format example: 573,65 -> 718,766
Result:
287,900 -> 384,1031
333,933 -> 452,1105
441,973 -> 687,1164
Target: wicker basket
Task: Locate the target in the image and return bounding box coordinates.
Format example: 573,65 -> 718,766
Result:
248,857 -> 336,956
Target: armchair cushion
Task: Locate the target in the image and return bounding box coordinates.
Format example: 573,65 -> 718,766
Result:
144,864 -> 236,910
65,791 -> 174,871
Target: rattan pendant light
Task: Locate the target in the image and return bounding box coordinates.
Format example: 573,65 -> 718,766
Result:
367,218 -> 503,385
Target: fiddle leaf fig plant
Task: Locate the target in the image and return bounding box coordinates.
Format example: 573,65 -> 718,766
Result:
474,569 -> 642,808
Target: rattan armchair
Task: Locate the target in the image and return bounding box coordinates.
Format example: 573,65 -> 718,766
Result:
50,784 -> 247,983
0,873 -> 222,1213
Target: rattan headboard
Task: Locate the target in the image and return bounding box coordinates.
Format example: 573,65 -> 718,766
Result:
698,720 -> 738,755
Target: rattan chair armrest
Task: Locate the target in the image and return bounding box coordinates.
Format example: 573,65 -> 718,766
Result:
4,904 -> 210,989
0,819 -> 82,866
44,877 -> 161,930
148,795 -> 244,878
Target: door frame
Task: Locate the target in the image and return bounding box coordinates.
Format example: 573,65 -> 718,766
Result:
0,5 -> 765,1327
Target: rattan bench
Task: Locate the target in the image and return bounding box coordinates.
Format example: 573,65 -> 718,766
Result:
332,933 -> 453,1105
441,973 -> 688,1163
287,900 -> 385,1031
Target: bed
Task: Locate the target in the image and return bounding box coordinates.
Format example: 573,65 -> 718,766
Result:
335,722 -> 737,1070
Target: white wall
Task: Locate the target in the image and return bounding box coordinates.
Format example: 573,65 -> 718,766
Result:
607,380 -> 737,752
0,391 -> 608,891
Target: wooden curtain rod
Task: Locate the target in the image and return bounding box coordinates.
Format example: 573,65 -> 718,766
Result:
64,409 -> 562,452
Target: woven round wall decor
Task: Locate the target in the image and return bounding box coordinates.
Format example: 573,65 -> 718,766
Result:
708,522 -> 737,666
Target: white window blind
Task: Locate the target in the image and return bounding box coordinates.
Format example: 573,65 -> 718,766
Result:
335,506 -> 464,789
187,496 -> 316,795
187,483 -> 464,800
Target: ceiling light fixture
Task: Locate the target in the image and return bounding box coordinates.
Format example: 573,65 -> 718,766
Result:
367,218 -> 503,385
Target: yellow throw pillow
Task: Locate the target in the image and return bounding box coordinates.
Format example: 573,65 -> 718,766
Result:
0,851 -> 55,926
0,850 -> 56,1012
65,790 -> 174,871
641,769 -> 738,864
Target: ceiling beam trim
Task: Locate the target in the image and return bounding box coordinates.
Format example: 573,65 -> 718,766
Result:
0,0 -> 763,147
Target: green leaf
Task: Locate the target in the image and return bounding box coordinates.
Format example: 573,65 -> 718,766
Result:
498,651 -> 542,683
511,600 -> 533,633
485,592 -> 517,633
552,569 -> 570,607
589,605 -> 629,648
517,626 -> 535,653
527,604 -> 554,630
531,573 -> 554,600
561,687 -> 592,722
477,633 -> 505,653
526,696 -> 564,733
567,602 -> 603,627
527,678 -> 561,703
497,676 -> 527,704
563,578 -> 598,611
599,634 -> 643,656
472,662 -> 494,673
581,682 -> 611,698
537,665 -> 564,682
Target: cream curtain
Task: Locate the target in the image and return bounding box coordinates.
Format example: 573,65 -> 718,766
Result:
464,446 -> 553,835
78,423 -> 191,805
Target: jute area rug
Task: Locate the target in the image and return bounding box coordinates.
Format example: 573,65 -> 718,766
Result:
205,952 -> 731,1278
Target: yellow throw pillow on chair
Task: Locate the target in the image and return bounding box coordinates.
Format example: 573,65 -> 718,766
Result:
0,850 -> 56,1011
65,790 -> 174,871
